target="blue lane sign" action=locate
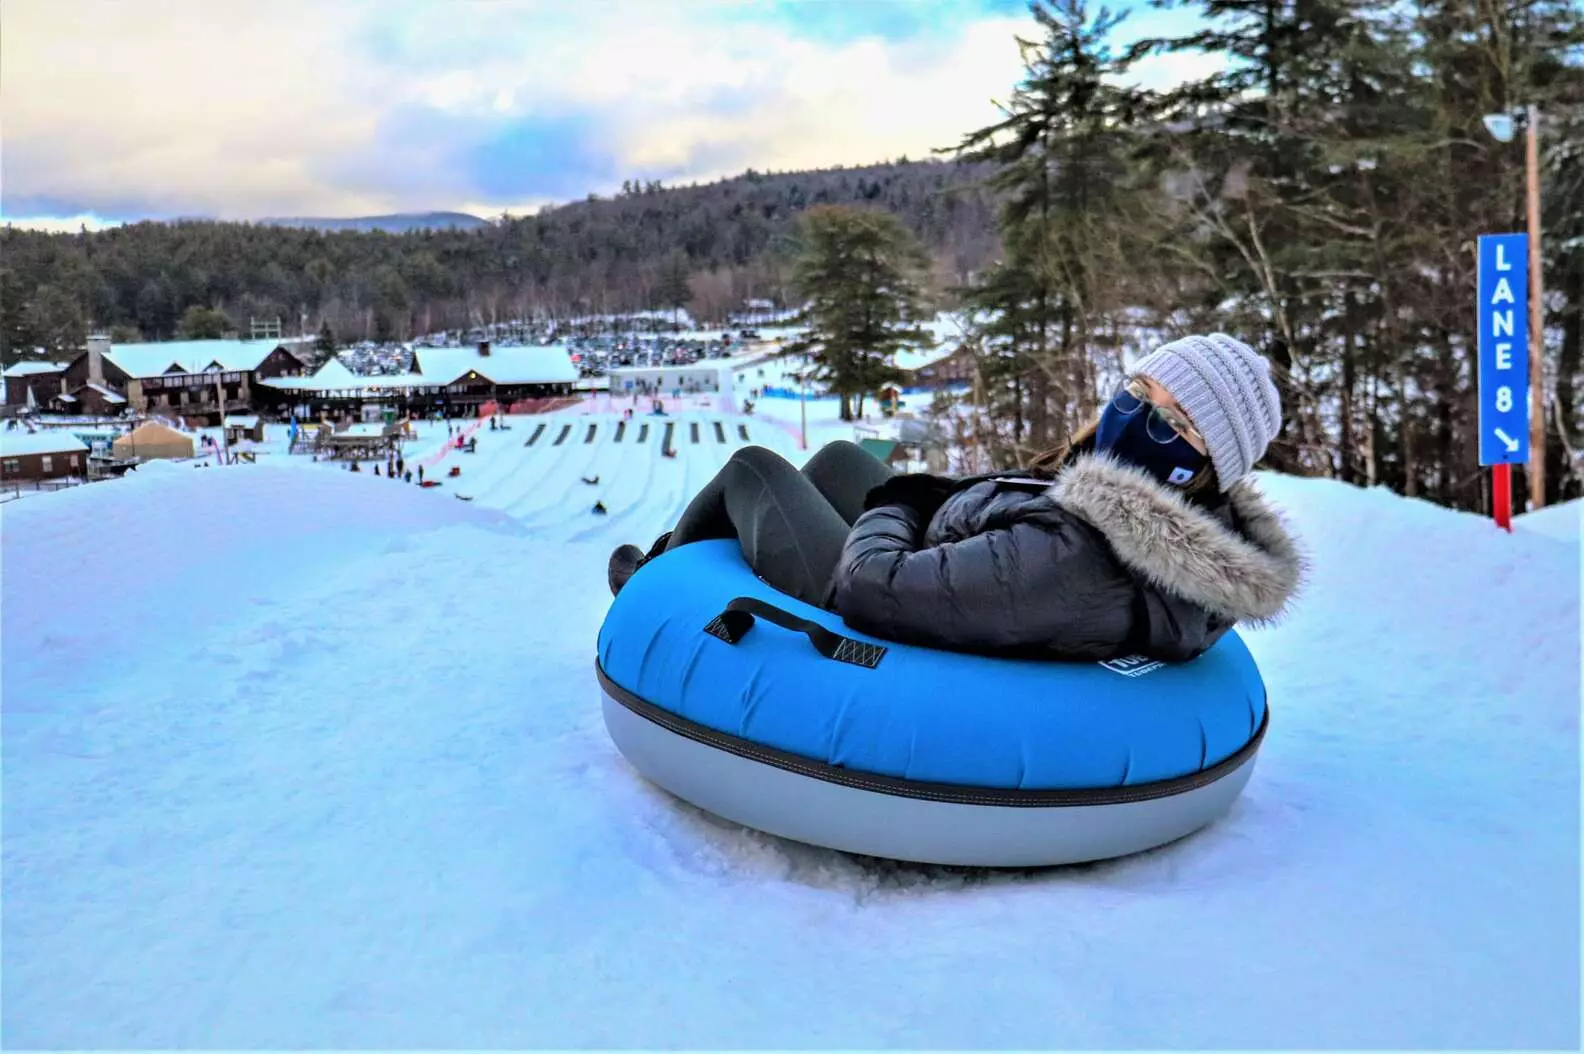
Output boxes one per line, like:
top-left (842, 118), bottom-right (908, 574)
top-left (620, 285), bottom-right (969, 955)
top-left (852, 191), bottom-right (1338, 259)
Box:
top-left (1477, 233), bottom-right (1530, 467)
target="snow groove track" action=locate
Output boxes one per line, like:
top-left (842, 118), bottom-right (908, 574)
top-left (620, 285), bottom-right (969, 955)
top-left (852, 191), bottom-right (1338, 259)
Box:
top-left (439, 409), bottom-right (797, 547)
top-left (511, 419), bottom-right (609, 528)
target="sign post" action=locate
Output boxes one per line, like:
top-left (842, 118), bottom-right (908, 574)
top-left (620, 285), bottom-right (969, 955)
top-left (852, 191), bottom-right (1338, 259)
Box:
top-left (1476, 233), bottom-right (1531, 532)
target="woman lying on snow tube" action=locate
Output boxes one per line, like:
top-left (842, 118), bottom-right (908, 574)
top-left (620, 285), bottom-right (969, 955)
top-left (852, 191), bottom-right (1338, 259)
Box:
top-left (597, 333), bottom-right (1307, 867)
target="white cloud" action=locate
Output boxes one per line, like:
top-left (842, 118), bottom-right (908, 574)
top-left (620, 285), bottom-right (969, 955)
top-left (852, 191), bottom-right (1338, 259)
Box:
top-left (3, 0), bottom-right (394, 218)
top-left (2, 0), bottom-right (1212, 223)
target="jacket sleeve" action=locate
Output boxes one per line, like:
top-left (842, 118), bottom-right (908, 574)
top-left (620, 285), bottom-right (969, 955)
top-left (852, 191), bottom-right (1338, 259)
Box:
top-left (832, 504), bottom-right (1136, 655)
top-left (1133, 587), bottom-right (1235, 662)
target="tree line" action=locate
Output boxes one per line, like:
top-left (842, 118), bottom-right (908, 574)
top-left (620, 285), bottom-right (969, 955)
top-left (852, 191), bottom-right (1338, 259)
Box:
top-left (0, 160), bottom-right (999, 355)
top-left (789, 0), bottom-right (1581, 513)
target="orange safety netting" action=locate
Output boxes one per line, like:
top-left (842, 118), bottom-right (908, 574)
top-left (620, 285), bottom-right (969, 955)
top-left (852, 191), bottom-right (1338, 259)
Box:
top-left (418, 401), bottom-right (499, 470)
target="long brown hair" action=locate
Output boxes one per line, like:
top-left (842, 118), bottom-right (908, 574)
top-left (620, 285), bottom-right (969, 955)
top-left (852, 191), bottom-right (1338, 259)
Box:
top-left (1027, 416), bottom-right (1220, 495)
top-left (1028, 419), bottom-right (1099, 473)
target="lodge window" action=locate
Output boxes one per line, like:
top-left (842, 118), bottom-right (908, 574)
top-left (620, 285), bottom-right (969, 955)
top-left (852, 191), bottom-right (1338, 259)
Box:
top-left (2, 459), bottom-right (18, 474)
top-left (41, 456), bottom-right (53, 473)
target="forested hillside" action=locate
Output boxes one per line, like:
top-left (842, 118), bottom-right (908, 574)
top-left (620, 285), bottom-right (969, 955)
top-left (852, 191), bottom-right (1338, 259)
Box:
top-left (0, 159), bottom-right (1000, 353)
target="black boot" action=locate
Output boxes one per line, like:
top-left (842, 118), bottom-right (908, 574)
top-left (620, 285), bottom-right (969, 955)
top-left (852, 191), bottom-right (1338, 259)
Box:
top-left (607, 531), bottom-right (675, 597)
top-left (608, 545), bottom-right (644, 596)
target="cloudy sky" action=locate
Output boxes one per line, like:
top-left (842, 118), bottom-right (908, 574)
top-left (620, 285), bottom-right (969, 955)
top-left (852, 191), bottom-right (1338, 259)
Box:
top-left (2, 0), bottom-right (1211, 231)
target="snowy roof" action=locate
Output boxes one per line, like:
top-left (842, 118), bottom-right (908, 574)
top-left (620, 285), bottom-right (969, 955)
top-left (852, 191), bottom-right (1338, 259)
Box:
top-left (224, 415), bottom-right (260, 428)
top-left (259, 356), bottom-right (363, 391)
top-left (103, 338), bottom-right (312, 379)
top-left (413, 345), bottom-right (578, 385)
top-left (80, 382), bottom-right (127, 404)
top-left (894, 344), bottom-right (966, 373)
top-left (259, 346), bottom-right (577, 394)
top-left (1, 361), bottom-right (67, 378)
top-left (0, 430), bottom-right (90, 456)
top-left (358, 372), bottom-right (430, 391)
top-left (603, 361), bottom-right (734, 377)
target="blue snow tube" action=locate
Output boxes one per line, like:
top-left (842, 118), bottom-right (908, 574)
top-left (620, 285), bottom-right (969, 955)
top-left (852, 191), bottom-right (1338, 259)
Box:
top-left (595, 539), bottom-right (1269, 867)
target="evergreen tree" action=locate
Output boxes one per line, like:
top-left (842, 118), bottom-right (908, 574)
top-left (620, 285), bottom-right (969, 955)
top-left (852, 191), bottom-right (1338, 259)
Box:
top-left (655, 253), bottom-right (692, 326)
top-left (949, 0), bottom-right (1148, 449)
top-left (783, 206), bottom-right (935, 421)
top-left (0, 267), bottom-right (32, 359)
top-left (314, 321), bottom-right (337, 361)
top-left (20, 284), bottom-right (87, 356)
top-left (177, 305), bottom-right (232, 340)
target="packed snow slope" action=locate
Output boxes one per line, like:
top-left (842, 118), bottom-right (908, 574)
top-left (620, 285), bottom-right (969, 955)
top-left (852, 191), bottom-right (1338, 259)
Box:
top-left (2, 426), bottom-right (1579, 1049)
top-left (1518, 496), bottom-right (1581, 542)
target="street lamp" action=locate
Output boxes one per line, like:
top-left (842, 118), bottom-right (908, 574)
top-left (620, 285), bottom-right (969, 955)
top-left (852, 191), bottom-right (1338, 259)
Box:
top-left (1483, 102), bottom-right (1546, 509)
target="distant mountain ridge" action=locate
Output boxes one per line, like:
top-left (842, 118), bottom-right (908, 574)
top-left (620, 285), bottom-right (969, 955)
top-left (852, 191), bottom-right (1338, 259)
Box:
top-left (257, 211), bottom-right (488, 233)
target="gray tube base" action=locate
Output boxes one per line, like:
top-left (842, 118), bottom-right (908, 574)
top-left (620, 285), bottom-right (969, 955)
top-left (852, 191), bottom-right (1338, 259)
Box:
top-left (601, 689), bottom-right (1261, 868)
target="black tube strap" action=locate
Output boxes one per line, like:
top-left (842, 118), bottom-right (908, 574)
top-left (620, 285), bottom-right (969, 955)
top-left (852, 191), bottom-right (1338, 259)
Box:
top-left (704, 596), bottom-right (887, 669)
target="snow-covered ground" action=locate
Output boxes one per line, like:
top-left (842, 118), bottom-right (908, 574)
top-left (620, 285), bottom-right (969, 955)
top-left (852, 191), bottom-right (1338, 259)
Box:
top-left (2, 411), bottom-right (1579, 1048)
top-left (1518, 496), bottom-right (1581, 542)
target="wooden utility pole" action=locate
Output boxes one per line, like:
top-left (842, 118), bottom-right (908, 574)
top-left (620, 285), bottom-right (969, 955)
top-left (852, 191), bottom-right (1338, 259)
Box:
top-left (1525, 104), bottom-right (1545, 509)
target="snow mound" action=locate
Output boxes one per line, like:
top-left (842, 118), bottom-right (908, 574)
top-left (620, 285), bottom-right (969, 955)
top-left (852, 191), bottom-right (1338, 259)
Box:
top-left (1517, 496), bottom-right (1581, 542)
top-left (1, 457), bottom-right (1578, 1049)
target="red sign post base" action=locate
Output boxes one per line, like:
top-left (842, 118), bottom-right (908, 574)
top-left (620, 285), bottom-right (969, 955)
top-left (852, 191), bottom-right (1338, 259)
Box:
top-left (1492, 462), bottom-right (1514, 532)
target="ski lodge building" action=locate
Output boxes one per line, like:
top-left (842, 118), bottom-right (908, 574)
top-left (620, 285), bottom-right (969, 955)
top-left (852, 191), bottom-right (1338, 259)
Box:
top-left (258, 342), bottom-right (579, 420)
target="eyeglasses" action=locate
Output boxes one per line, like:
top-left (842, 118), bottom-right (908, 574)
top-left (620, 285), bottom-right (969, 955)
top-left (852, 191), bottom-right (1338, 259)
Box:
top-left (1113, 378), bottom-right (1205, 446)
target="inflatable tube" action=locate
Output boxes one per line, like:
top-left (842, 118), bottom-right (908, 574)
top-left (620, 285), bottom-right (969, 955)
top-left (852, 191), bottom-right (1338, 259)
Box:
top-left (595, 539), bottom-right (1269, 867)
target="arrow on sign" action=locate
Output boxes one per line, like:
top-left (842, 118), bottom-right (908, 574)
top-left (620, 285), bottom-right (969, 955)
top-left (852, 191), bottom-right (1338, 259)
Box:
top-left (1494, 428), bottom-right (1521, 453)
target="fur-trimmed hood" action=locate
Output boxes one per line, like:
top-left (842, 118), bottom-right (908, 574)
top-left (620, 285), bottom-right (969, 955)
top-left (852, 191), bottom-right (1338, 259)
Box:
top-left (1047, 452), bottom-right (1306, 624)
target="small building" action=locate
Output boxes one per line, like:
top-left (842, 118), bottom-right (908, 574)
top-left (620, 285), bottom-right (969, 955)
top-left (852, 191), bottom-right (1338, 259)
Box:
top-left (61, 382), bottom-right (130, 417)
top-left (2, 361), bottom-right (69, 411)
top-left (224, 415), bottom-right (266, 443)
top-left (318, 422), bottom-right (402, 461)
top-left (856, 438), bottom-right (909, 469)
top-left (1, 429), bottom-right (90, 482)
top-left (895, 344), bottom-right (976, 389)
top-left (110, 421), bottom-right (196, 462)
top-left (604, 361), bottom-right (732, 396)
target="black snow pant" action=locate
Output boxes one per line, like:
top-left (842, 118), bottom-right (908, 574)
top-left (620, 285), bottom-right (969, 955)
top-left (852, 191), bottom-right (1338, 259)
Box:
top-left (665, 440), bottom-right (895, 609)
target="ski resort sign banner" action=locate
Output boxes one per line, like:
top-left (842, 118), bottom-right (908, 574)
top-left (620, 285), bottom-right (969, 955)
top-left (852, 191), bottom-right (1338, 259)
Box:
top-left (1476, 233), bottom-right (1530, 467)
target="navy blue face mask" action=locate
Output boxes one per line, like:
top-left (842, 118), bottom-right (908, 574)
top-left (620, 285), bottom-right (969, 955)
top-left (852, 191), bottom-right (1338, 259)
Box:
top-left (1094, 385), bottom-right (1209, 488)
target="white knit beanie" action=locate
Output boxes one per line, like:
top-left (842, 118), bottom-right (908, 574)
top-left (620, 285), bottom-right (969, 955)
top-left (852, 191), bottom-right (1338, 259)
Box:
top-left (1131, 333), bottom-right (1282, 489)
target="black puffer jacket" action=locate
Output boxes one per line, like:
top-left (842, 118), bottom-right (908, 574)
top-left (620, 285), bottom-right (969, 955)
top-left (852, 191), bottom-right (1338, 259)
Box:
top-left (832, 451), bottom-right (1305, 662)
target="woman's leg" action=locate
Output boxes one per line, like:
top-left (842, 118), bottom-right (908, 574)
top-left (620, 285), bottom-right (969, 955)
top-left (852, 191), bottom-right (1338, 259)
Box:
top-left (799, 439), bottom-right (897, 525)
top-left (665, 445), bottom-right (851, 607)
